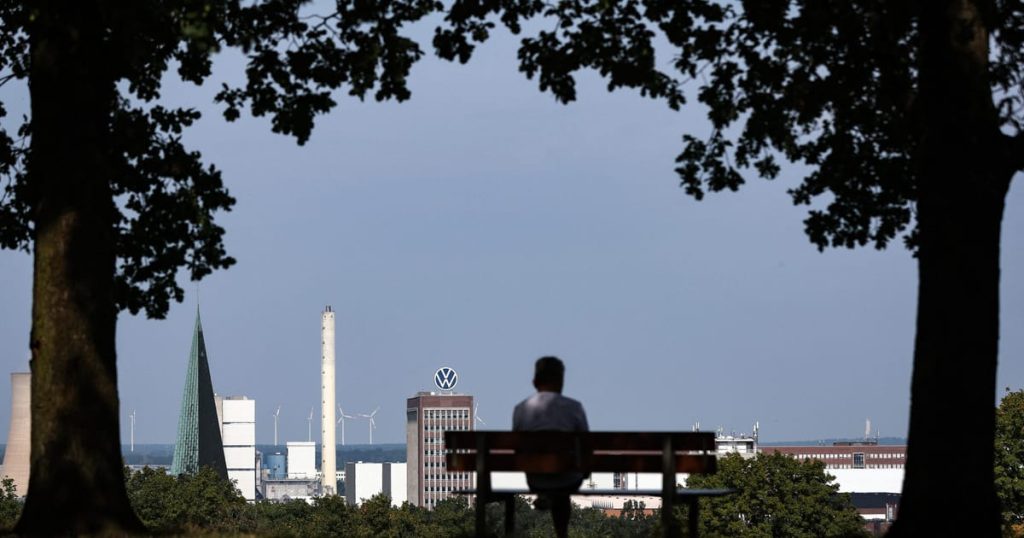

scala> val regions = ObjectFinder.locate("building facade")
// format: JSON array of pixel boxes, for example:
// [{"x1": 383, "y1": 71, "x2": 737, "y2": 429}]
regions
[
  {"x1": 345, "y1": 462, "x2": 407, "y2": 507},
  {"x1": 760, "y1": 441, "x2": 906, "y2": 470},
  {"x1": 287, "y1": 441, "x2": 317, "y2": 480},
  {"x1": 222, "y1": 396, "x2": 257, "y2": 500},
  {"x1": 406, "y1": 392, "x2": 474, "y2": 508}
]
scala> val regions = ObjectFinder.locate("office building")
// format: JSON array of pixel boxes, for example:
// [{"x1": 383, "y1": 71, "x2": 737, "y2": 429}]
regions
[
  {"x1": 171, "y1": 308, "x2": 227, "y2": 478},
  {"x1": 406, "y1": 387, "x2": 474, "y2": 508}
]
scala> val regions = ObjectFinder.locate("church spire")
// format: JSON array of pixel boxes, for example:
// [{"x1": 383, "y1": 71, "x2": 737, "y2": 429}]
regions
[{"x1": 170, "y1": 307, "x2": 227, "y2": 478}]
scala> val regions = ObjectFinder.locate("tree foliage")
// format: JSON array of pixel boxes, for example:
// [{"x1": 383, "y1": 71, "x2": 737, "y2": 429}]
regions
[
  {"x1": 996, "y1": 389, "x2": 1024, "y2": 536},
  {"x1": 0, "y1": 478, "x2": 22, "y2": 532},
  {"x1": 435, "y1": 0, "x2": 1023, "y2": 251},
  {"x1": 685, "y1": 453, "x2": 867, "y2": 538},
  {"x1": 122, "y1": 467, "x2": 684, "y2": 537},
  {"x1": 0, "y1": 0, "x2": 443, "y2": 319},
  {"x1": 125, "y1": 466, "x2": 247, "y2": 533}
]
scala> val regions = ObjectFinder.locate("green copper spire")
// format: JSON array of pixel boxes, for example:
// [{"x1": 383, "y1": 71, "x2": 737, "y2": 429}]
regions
[{"x1": 170, "y1": 308, "x2": 227, "y2": 478}]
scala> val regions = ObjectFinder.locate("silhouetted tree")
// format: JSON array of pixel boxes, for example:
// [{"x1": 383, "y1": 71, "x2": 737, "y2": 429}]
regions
[
  {"x1": 434, "y1": 1, "x2": 1023, "y2": 534},
  {"x1": 0, "y1": 0, "x2": 437, "y2": 533}
]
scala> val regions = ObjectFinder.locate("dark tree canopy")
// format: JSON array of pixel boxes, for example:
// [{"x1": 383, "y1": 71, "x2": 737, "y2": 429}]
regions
[
  {"x1": 435, "y1": 0, "x2": 1023, "y2": 248},
  {"x1": 0, "y1": 0, "x2": 441, "y2": 319}
]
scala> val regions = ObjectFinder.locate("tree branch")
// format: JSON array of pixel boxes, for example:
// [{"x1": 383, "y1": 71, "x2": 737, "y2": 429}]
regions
[{"x1": 1009, "y1": 132, "x2": 1024, "y2": 172}]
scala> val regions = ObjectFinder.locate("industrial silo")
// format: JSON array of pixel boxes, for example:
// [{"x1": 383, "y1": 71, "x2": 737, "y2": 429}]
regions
[{"x1": 266, "y1": 452, "x2": 286, "y2": 479}]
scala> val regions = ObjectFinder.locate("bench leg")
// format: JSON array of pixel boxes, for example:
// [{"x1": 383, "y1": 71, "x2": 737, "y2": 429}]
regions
[
  {"x1": 661, "y1": 496, "x2": 674, "y2": 538},
  {"x1": 504, "y1": 496, "x2": 515, "y2": 535},
  {"x1": 476, "y1": 496, "x2": 487, "y2": 537},
  {"x1": 688, "y1": 498, "x2": 699, "y2": 538}
]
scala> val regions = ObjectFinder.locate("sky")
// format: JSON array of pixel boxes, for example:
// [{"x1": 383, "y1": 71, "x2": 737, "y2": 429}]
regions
[{"x1": 0, "y1": 23, "x2": 1022, "y2": 446}]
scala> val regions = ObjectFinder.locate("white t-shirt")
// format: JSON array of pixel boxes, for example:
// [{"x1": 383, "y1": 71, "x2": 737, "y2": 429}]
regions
[
  {"x1": 512, "y1": 392, "x2": 589, "y2": 432},
  {"x1": 512, "y1": 391, "x2": 589, "y2": 491}
]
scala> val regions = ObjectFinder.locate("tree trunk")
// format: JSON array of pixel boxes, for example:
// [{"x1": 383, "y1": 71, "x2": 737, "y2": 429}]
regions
[
  {"x1": 15, "y1": 3, "x2": 144, "y2": 534},
  {"x1": 889, "y1": 1, "x2": 1012, "y2": 535}
]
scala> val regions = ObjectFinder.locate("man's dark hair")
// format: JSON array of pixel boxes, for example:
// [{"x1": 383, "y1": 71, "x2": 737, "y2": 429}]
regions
[{"x1": 534, "y1": 356, "x2": 565, "y2": 387}]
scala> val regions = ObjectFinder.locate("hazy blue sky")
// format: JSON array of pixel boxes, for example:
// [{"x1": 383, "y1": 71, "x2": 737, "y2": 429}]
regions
[{"x1": 1, "y1": 25, "x2": 1022, "y2": 446}]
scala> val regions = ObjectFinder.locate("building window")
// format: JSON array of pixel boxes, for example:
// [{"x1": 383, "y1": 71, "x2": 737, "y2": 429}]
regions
[{"x1": 853, "y1": 453, "x2": 865, "y2": 469}]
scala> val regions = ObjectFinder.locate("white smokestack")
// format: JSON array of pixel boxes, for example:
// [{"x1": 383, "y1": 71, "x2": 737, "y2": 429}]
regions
[{"x1": 321, "y1": 306, "x2": 337, "y2": 495}]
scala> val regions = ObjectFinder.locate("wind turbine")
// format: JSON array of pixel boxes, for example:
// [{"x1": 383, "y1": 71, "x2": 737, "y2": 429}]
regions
[
  {"x1": 272, "y1": 406, "x2": 281, "y2": 446},
  {"x1": 473, "y1": 403, "x2": 486, "y2": 427},
  {"x1": 337, "y1": 406, "x2": 355, "y2": 446},
  {"x1": 359, "y1": 406, "x2": 380, "y2": 445},
  {"x1": 129, "y1": 409, "x2": 136, "y2": 452},
  {"x1": 307, "y1": 407, "x2": 314, "y2": 442}
]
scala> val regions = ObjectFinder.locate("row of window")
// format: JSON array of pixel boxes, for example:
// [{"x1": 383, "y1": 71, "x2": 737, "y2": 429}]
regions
[
  {"x1": 790, "y1": 452, "x2": 905, "y2": 460},
  {"x1": 425, "y1": 473, "x2": 471, "y2": 481},
  {"x1": 424, "y1": 409, "x2": 470, "y2": 419},
  {"x1": 423, "y1": 423, "x2": 470, "y2": 431}
]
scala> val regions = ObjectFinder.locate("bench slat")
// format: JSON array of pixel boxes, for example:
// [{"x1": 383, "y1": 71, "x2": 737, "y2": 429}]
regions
[
  {"x1": 445, "y1": 431, "x2": 715, "y2": 452},
  {"x1": 446, "y1": 452, "x2": 717, "y2": 474},
  {"x1": 451, "y1": 487, "x2": 735, "y2": 499}
]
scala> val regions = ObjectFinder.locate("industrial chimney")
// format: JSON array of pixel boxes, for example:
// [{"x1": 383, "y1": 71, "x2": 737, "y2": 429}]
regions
[
  {"x1": 321, "y1": 306, "x2": 337, "y2": 494},
  {"x1": 2, "y1": 373, "x2": 31, "y2": 496}
]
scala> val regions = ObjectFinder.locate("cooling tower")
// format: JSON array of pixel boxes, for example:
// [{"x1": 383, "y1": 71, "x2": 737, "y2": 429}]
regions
[
  {"x1": 2, "y1": 372, "x2": 30, "y2": 496},
  {"x1": 321, "y1": 306, "x2": 337, "y2": 495}
]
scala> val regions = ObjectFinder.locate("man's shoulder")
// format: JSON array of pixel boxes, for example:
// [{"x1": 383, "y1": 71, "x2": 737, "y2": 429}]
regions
[{"x1": 557, "y1": 394, "x2": 585, "y2": 409}]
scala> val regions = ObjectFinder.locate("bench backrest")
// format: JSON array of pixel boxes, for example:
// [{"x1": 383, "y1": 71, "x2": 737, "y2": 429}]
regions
[{"x1": 445, "y1": 431, "x2": 717, "y2": 475}]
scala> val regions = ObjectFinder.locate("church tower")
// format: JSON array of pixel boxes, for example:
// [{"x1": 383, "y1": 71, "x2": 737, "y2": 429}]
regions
[{"x1": 171, "y1": 308, "x2": 227, "y2": 478}]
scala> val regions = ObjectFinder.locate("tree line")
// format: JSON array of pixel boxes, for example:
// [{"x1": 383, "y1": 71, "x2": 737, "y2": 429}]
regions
[{"x1": 1, "y1": 452, "x2": 870, "y2": 537}]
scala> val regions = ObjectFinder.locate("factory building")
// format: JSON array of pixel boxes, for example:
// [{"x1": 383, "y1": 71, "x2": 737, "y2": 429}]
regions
[
  {"x1": 760, "y1": 439, "x2": 906, "y2": 495},
  {"x1": 406, "y1": 369, "x2": 475, "y2": 509},
  {"x1": 1, "y1": 373, "x2": 30, "y2": 496},
  {"x1": 286, "y1": 441, "x2": 317, "y2": 479},
  {"x1": 345, "y1": 462, "x2": 407, "y2": 507},
  {"x1": 260, "y1": 442, "x2": 320, "y2": 502},
  {"x1": 222, "y1": 396, "x2": 257, "y2": 500},
  {"x1": 171, "y1": 308, "x2": 227, "y2": 479}
]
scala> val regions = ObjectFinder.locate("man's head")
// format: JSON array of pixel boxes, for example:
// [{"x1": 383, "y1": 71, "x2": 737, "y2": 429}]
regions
[{"x1": 533, "y1": 356, "x2": 565, "y2": 393}]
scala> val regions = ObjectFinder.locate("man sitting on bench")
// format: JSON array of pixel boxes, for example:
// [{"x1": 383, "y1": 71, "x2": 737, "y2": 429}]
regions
[{"x1": 512, "y1": 356, "x2": 589, "y2": 538}]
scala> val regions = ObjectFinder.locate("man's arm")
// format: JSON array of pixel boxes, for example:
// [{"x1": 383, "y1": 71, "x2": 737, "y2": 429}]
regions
[{"x1": 575, "y1": 401, "x2": 589, "y2": 432}]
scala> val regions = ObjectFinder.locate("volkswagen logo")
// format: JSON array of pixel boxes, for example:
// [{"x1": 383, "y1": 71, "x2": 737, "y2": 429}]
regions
[{"x1": 434, "y1": 367, "x2": 459, "y2": 391}]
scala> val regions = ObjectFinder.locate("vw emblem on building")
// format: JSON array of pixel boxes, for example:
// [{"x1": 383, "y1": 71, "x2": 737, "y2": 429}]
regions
[{"x1": 434, "y1": 367, "x2": 459, "y2": 391}]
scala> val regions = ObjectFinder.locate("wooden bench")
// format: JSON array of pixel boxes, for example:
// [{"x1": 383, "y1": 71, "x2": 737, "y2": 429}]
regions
[{"x1": 445, "y1": 431, "x2": 734, "y2": 537}]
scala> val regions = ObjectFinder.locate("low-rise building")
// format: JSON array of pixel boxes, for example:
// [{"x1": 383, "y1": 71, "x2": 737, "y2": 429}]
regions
[{"x1": 346, "y1": 462, "x2": 407, "y2": 506}]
